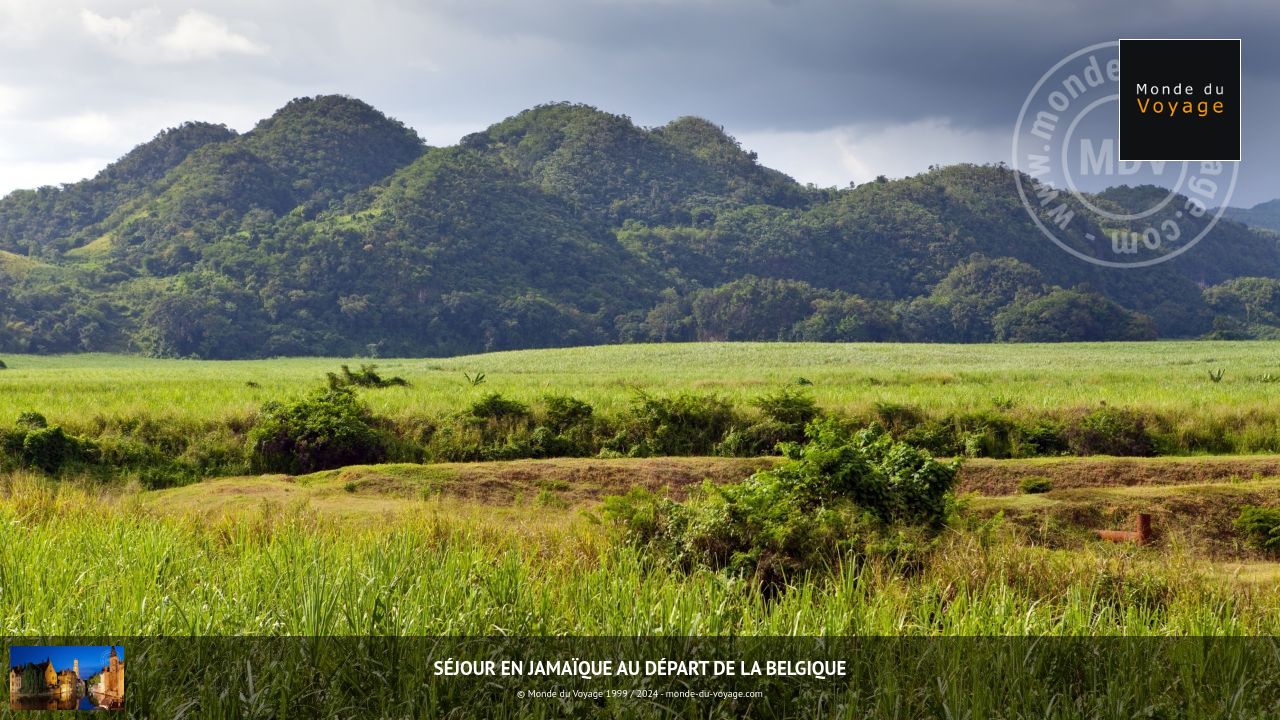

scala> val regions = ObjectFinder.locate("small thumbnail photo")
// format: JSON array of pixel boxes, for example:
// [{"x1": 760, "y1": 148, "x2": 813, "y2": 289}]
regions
[{"x1": 9, "y1": 645, "x2": 124, "y2": 712}]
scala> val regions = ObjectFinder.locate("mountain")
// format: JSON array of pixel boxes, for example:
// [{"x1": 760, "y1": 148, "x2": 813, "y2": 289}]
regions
[
  {"x1": 0, "y1": 121, "x2": 236, "y2": 255},
  {"x1": 1, "y1": 96, "x2": 1279, "y2": 357},
  {"x1": 1222, "y1": 199, "x2": 1280, "y2": 234}
]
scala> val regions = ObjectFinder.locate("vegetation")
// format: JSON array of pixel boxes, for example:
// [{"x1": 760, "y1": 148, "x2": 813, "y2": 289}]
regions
[
  {"x1": 2, "y1": 468, "x2": 1278, "y2": 640},
  {"x1": 1018, "y1": 476, "x2": 1053, "y2": 494},
  {"x1": 249, "y1": 389, "x2": 394, "y2": 474},
  {"x1": 326, "y1": 363, "x2": 408, "y2": 390},
  {"x1": 6, "y1": 343, "x2": 1280, "y2": 486},
  {"x1": 5, "y1": 98, "x2": 1280, "y2": 357},
  {"x1": 1223, "y1": 198, "x2": 1280, "y2": 233},
  {"x1": 605, "y1": 420, "x2": 957, "y2": 591},
  {"x1": 1, "y1": 344, "x2": 1279, "y2": 711},
  {"x1": 4, "y1": 95, "x2": 1280, "y2": 713},
  {"x1": 1234, "y1": 506, "x2": 1280, "y2": 555},
  {"x1": 4, "y1": 462, "x2": 1277, "y2": 715}
]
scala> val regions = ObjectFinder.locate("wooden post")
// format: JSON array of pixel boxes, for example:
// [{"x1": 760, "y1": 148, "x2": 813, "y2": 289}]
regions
[
  {"x1": 1135, "y1": 513, "x2": 1152, "y2": 545},
  {"x1": 1097, "y1": 512, "x2": 1153, "y2": 545}
]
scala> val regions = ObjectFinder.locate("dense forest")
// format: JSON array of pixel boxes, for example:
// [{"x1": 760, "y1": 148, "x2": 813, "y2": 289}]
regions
[{"x1": 2, "y1": 95, "x2": 1280, "y2": 358}]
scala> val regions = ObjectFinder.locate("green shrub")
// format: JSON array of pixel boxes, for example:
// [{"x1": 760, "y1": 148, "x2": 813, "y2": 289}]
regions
[
  {"x1": 422, "y1": 394, "x2": 540, "y2": 462},
  {"x1": 1019, "y1": 476, "x2": 1053, "y2": 494},
  {"x1": 872, "y1": 402, "x2": 924, "y2": 434},
  {"x1": 16, "y1": 411, "x2": 47, "y2": 430},
  {"x1": 21, "y1": 425, "x2": 94, "y2": 474},
  {"x1": 489, "y1": 425, "x2": 571, "y2": 460},
  {"x1": 0, "y1": 359, "x2": 7, "y2": 369},
  {"x1": 716, "y1": 419, "x2": 796, "y2": 457},
  {"x1": 249, "y1": 389, "x2": 390, "y2": 474},
  {"x1": 1234, "y1": 506, "x2": 1280, "y2": 555},
  {"x1": 604, "y1": 420, "x2": 959, "y2": 592},
  {"x1": 133, "y1": 464, "x2": 201, "y2": 490},
  {"x1": 542, "y1": 395, "x2": 593, "y2": 433},
  {"x1": 326, "y1": 364, "x2": 408, "y2": 390},
  {"x1": 1017, "y1": 418, "x2": 1067, "y2": 456},
  {"x1": 607, "y1": 392, "x2": 740, "y2": 457},
  {"x1": 1, "y1": 412, "x2": 98, "y2": 475},
  {"x1": 536, "y1": 488, "x2": 570, "y2": 509},
  {"x1": 0, "y1": 427, "x2": 24, "y2": 464},
  {"x1": 717, "y1": 387, "x2": 822, "y2": 455},
  {"x1": 1064, "y1": 406, "x2": 1155, "y2": 456},
  {"x1": 949, "y1": 413, "x2": 1014, "y2": 458},
  {"x1": 752, "y1": 387, "x2": 819, "y2": 428},
  {"x1": 900, "y1": 421, "x2": 960, "y2": 456},
  {"x1": 468, "y1": 393, "x2": 531, "y2": 422}
]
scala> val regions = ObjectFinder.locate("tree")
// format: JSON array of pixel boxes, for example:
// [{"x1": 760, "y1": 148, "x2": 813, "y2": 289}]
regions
[{"x1": 994, "y1": 288, "x2": 1157, "y2": 342}]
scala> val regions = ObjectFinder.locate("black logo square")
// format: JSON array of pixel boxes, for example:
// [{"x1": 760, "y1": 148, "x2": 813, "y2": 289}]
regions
[{"x1": 1119, "y1": 39, "x2": 1240, "y2": 161}]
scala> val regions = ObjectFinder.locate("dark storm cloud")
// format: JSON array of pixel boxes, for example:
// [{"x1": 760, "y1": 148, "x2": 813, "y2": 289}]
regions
[
  {"x1": 0, "y1": 0, "x2": 1276, "y2": 203},
  {"x1": 406, "y1": 0, "x2": 1280, "y2": 130}
]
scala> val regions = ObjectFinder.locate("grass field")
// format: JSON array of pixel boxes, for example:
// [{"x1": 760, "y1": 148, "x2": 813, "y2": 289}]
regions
[
  {"x1": 3, "y1": 343, "x2": 1280, "y2": 643},
  {"x1": 3, "y1": 465, "x2": 1279, "y2": 638},
  {"x1": 3, "y1": 341, "x2": 1280, "y2": 427},
  {"x1": 11, "y1": 466, "x2": 1280, "y2": 717}
]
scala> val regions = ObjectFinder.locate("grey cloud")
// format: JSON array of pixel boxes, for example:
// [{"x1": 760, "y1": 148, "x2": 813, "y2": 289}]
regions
[{"x1": 0, "y1": 0, "x2": 1276, "y2": 203}]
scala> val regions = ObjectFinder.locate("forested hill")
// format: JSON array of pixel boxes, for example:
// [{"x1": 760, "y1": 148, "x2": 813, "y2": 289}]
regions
[
  {"x1": 2, "y1": 95, "x2": 1280, "y2": 358},
  {"x1": 1223, "y1": 199, "x2": 1280, "y2": 234}
]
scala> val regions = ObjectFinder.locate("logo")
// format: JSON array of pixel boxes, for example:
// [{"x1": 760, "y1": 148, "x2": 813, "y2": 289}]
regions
[
  {"x1": 1012, "y1": 41, "x2": 1238, "y2": 268},
  {"x1": 1119, "y1": 39, "x2": 1241, "y2": 161}
]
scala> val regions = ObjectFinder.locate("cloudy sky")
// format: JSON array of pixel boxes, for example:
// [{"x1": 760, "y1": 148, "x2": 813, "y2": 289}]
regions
[{"x1": 1, "y1": 0, "x2": 1277, "y2": 205}]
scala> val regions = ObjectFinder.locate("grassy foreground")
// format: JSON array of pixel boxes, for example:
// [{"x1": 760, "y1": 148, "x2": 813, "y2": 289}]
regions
[{"x1": 3, "y1": 466, "x2": 1279, "y2": 638}]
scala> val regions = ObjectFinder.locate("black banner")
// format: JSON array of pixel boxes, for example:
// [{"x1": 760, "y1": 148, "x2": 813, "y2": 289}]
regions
[{"x1": 6, "y1": 636, "x2": 1280, "y2": 718}]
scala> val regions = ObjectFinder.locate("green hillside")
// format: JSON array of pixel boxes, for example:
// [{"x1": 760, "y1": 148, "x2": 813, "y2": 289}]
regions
[
  {"x1": 1223, "y1": 198, "x2": 1280, "y2": 233},
  {"x1": 2, "y1": 97, "x2": 1279, "y2": 357}
]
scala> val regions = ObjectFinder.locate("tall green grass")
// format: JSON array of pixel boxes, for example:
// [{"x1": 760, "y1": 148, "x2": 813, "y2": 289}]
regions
[{"x1": 2, "y1": 473, "x2": 1276, "y2": 638}]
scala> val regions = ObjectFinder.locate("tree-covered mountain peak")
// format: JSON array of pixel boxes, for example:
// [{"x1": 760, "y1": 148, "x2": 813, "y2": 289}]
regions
[
  {"x1": 4, "y1": 98, "x2": 1280, "y2": 356},
  {"x1": 239, "y1": 94, "x2": 425, "y2": 204}
]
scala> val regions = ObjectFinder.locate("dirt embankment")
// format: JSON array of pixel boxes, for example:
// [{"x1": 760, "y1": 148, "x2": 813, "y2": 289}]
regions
[
  {"x1": 324, "y1": 456, "x2": 781, "y2": 505},
  {"x1": 151, "y1": 454, "x2": 1280, "y2": 526},
  {"x1": 311, "y1": 454, "x2": 1280, "y2": 504},
  {"x1": 411, "y1": 454, "x2": 1280, "y2": 501},
  {"x1": 957, "y1": 456, "x2": 1280, "y2": 495}
]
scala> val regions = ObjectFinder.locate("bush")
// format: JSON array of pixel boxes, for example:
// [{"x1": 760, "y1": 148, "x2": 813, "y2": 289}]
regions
[
  {"x1": 326, "y1": 364, "x2": 408, "y2": 390},
  {"x1": 16, "y1": 411, "x2": 47, "y2": 430},
  {"x1": 249, "y1": 389, "x2": 390, "y2": 474},
  {"x1": 0, "y1": 428, "x2": 23, "y2": 464},
  {"x1": 718, "y1": 387, "x2": 822, "y2": 455},
  {"x1": 716, "y1": 419, "x2": 796, "y2": 457},
  {"x1": 536, "y1": 488, "x2": 570, "y2": 509},
  {"x1": 872, "y1": 402, "x2": 925, "y2": 434},
  {"x1": 1017, "y1": 418, "x2": 1067, "y2": 456},
  {"x1": 1234, "y1": 506, "x2": 1280, "y2": 555},
  {"x1": 752, "y1": 387, "x2": 819, "y2": 428},
  {"x1": 952, "y1": 411, "x2": 1018, "y2": 458},
  {"x1": 1, "y1": 412, "x2": 96, "y2": 474},
  {"x1": 21, "y1": 426, "x2": 94, "y2": 474},
  {"x1": 468, "y1": 393, "x2": 531, "y2": 422},
  {"x1": 542, "y1": 395, "x2": 593, "y2": 434},
  {"x1": 0, "y1": 359, "x2": 7, "y2": 369},
  {"x1": 1064, "y1": 406, "x2": 1155, "y2": 456},
  {"x1": 604, "y1": 420, "x2": 959, "y2": 592},
  {"x1": 1019, "y1": 476, "x2": 1053, "y2": 494},
  {"x1": 607, "y1": 392, "x2": 740, "y2": 457}
]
